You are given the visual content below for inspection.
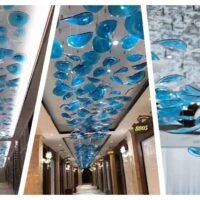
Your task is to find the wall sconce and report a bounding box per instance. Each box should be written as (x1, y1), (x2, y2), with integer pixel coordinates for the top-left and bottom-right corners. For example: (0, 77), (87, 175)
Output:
(73, 167), (77, 173)
(120, 146), (129, 158)
(66, 163), (71, 171)
(89, 166), (96, 171)
(42, 151), (52, 168)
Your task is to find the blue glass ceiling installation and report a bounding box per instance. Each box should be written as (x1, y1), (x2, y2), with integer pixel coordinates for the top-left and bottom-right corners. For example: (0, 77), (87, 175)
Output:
(44, 5), (147, 168)
(148, 6), (200, 154)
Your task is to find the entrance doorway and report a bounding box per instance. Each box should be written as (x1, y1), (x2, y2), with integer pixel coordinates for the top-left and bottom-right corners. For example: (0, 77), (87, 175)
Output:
(82, 168), (92, 184)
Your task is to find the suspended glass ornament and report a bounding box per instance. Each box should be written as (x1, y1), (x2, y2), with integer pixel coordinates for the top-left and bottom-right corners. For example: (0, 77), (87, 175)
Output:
(0, 26), (7, 34)
(120, 35), (139, 50)
(65, 54), (81, 62)
(65, 101), (80, 112)
(93, 67), (108, 77)
(54, 71), (68, 80)
(73, 62), (92, 76)
(62, 113), (71, 119)
(53, 81), (72, 96)
(75, 88), (86, 96)
(168, 124), (200, 134)
(103, 57), (119, 67)
(127, 54), (143, 62)
(156, 87), (177, 101)
(151, 52), (159, 60)
(71, 76), (85, 87)
(108, 6), (139, 17)
(87, 76), (100, 83)
(51, 38), (64, 59)
(0, 35), (7, 45)
(55, 61), (72, 72)
(114, 67), (128, 74)
(93, 36), (112, 53)
(96, 19), (117, 38)
(181, 85), (200, 96)
(126, 71), (145, 85)
(13, 53), (26, 62)
(188, 147), (200, 157)
(83, 6), (103, 13)
(78, 109), (90, 118)
(9, 11), (29, 27)
(159, 99), (183, 108)
(67, 32), (93, 48)
(83, 83), (96, 93)
(110, 89), (121, 95)
(6, 63), (22, 75)
(82, 51), (100, 64)
(63, 92), (73, 100)
(89, 86), (105, 101)
(6, 78), (19, 87)
(132, 62), (146, 70)
(62, 12), (93, 26)
(14, 28), (25, 38)
(159, 74), (185, 83)
(110, 76), (124, 85)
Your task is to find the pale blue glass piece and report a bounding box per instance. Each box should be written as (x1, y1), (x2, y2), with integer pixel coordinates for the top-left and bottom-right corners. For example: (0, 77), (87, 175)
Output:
(93, 36), (112, 53)
(109, 109), (118, 115)
(84, 6), (103, 13)
(3, 6), (14, 10)
(159, 74), (185, 83)
(177, 91), (200, 103)
(181, 85), (200, 96)
(120, 35), (139, 50)
(158, 106), (182, 117)
(65, 101), (80, 112)
(154, 39), (187, 50)
(75, 88), (86, 96)
(188, 147), (200, 157)
(126, 71), (145, 85)
(9, 11), (29, 27)
(151, 52), (160, 60)
(103, 57), (119, 67)
(13, 53), (26, 62)
(125, 10), (144, 39)
(65, 54), (81, 62)
(7, 63), (22, 75)
(168, 124), (200, 134)
(114, 67), (128, 74)
(83, 83), (96, 93)
(108, 6), (139, 17)
(82, 51), (100, 64)
(159, 99), (183, 108)
(127, 54), (143, 62)
(111, 76), (124, 85)
(55, 61), (72, 72)
(6, 78), (19, 87)
(158, 117), (182, 126)
(156, 87), (177, 101)
(63, 92), (73, 100)
(62, 113), (71, 119)
(53, 81), (72, 96)
(0, 35), (8, 45)
(96, 19), (117, 38)
(93, 67), (108, 77)
(87, 76), (100, 83)
(0, 26), (7, 34)
(110, 89), (121, 95)
(132, 62), (147, 70)
(98, 111), (107, 120)
(73, 62), (92, 76)
(89, 86), (105, 101)
(14, 28), (25, 38)
(71, 76), (85, 87)
(67, 32), (93, 48)
(63, 12), (93, 26)
(54, 71), (68, 80)
(51, 38), (64, 59)
(78, 109), (90, 118)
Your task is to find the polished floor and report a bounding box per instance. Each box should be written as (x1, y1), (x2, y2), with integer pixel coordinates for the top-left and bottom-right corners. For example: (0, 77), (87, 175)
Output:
(74, 184), (104, 195)
(0, 182), (14, 194)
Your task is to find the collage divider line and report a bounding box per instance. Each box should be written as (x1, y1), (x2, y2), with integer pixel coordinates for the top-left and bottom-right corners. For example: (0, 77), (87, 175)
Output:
(18, 5), (61, 195)
(141, 4), (166, 195)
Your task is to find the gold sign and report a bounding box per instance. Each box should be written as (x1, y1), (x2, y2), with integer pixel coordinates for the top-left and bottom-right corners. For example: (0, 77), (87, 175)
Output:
(134, 124), (149, 133)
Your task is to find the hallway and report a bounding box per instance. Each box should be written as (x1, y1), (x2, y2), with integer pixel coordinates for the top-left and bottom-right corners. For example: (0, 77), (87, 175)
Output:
(0, 183), (14, 194)
(74, 184), (104, 195)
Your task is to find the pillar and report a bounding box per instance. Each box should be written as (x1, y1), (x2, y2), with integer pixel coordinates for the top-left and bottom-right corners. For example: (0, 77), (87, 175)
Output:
(55, 153), (60, 194)
(78, 168), (82, 185)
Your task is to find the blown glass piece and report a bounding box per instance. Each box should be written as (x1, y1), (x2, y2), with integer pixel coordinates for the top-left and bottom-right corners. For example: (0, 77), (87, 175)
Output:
(82, 51), (100, 64)
(96, 19), (117, 38)
(132, 62), (147, 70)
(53, 81), (72, 96)
(13, 53), (26, 62)
(188, 147), (200, 157)
(51, 38), (64, 59)
(83, 83), (96, 93)
(151, 52), (160, 60)
(65, 101), (80, 112)
(111, 76), (124, 85)
(0, 35), (8, 45)
(168, 124), (200, 134)
(75, 88), (86, 96)
(65, 54), (81, 62)
(83, 6), (103, 13)
(156, 87), (177, 101)
(127, 54), (143, 62)
(89, 86), (105, 101)
(71, 76), (85, 87)
(62, 113), (71, 119)
(9, 11), (29, 27)
(126, 71), (145, 85)
(110, 89), (121, 95)
(125, 10), (144, 39)
(6, 63), (22, 75)
(114, 67), (128, 74)
(63, 92), (73, 100)
(177, 92), (200, 103)
(158, 106), (183, 118)
(159, 74), (185, 83)
(180, 85), (200, 96)
(103, 57), (119, 67)
(154, 39), (187, 50)
(3, 6), (14, 10)
(55, 61), (72, 72)
(93, 36), (112, 53)
(73, 62), (92, 76)
(6, 78), (19, 87)
(87, 76), (100, 83)
(62, 12), (93, 26)
(159, 99), (183, 108)
(54, 71), (68, 80)
(0, 26), (7, 34)
(93, 67), (108, 77)
(108, 6), (139, 17)
(120, 35), (139, 50)
(67, 32), (93, 48)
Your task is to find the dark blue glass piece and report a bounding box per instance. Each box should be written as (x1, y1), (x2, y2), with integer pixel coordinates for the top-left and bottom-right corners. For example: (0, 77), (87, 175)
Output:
(120, 35), (139, 50)
(9, 11), (29, 27)
(83, 6), (103, 13)
(89, 86), (105, 101)
(51, 38), (64, 59)
(111, 76), (124, 85)
(87, 76), (100, 83)
(0, 26), (7, 34)
(6, 63), (22, 75)
(78, 109), (90, 118)
(0, 35), (7, 45)
(188, 147), (200, 157)
(65, 54), (81, 62)
(114, 67), (128, 74)
(53, 81), (72, 96)
(154, 39), (187, 50)
(93, 36), (112, 53)
(6, 78), (19, 87)
(159, 74), (185, 83)
(125, 10), (144, 39)
(110, 89), (121, 95)
(55, 61), (72, 72)
(73, 62), (92, 76)
(151, 52), (159, 60)
(61, 113), (71, 119)
(126, 71), (145, 85)
(103, 57), (119, 67)
(132, 62), (147, 70)
(13, 53), (26, 62)
(54, 71), (68, 80)
(127, 54), (143, 62)
(83, 83), (96, 93)
(93, 67), (108, 77)
(67, 32), (93, 48)
(63, 92), (73, 100)
(71, 76), (85, 87)
(75, 88), (86, 96)
(108, 6), (139, 17)
(63, 12), (93, 26)
(82, 51), (100, 64)
(96, 19), (117, 38)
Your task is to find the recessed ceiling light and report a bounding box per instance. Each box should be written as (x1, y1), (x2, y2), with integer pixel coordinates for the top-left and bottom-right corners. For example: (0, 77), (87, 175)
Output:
(107, 69), (111, 73)
(113, 40), (119, 46)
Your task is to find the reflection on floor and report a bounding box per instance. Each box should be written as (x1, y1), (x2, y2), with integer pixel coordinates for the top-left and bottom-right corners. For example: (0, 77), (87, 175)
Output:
(74, 184), (104, 195)
(0, 183), (14, 194)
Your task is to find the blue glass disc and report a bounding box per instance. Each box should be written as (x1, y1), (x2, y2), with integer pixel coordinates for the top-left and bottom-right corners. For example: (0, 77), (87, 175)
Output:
(73, 62), (92, 76)
(159, 74), (185, 83)
(51, 38), (64, 59)
(188, 147), (200, 157)
(82, 51), (100, 64)
(65, 54), (81, 62)
(6, 78), (19, 87)
(93, 67), (108, 77)
(0, 26), (7, 34)
(126, 71), (145, 85)
(6, 63), (22, 75)
(127, 54), (143, 62)
(67, 32), (93, 48)
(103, 57), (119, 67)
(55, 61), (72, 72)
(9, 11), (29, 27)
(108, 6), (139, 17)
(120, 35), (139, 50)
(154, 39), (187, 50)
(13, 53), (26, 62)
(93, 36), (112, 53)
(132, 62), (146, 70)
(114, 67), (128, 74)
(71, 76), (85, 87)
(54, 71), (68, 80)
(110, 76), (124, 85)
(83, 6), (103, 13)
(87, 76), (100, 83)
(0, 35), (8, 45)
